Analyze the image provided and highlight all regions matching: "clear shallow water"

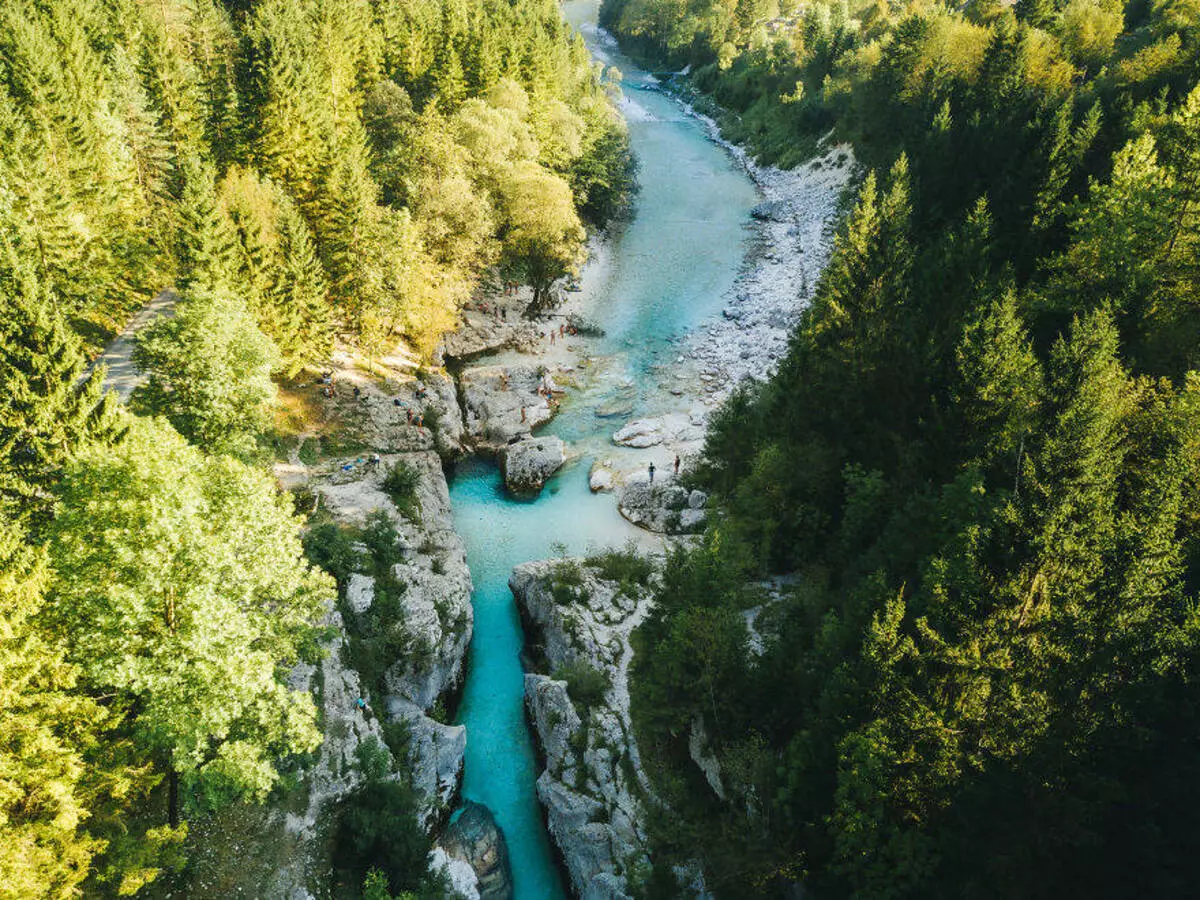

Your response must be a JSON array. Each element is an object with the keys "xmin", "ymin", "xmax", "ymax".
[{"xmin": 448, "ymin": 3, "xmax": 759, "ymax": 896}]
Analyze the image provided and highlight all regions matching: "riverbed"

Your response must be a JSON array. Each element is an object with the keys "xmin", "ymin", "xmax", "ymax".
[{"xmin": 447, "ymin": 1, "xmax": 761, "ymax": 895}]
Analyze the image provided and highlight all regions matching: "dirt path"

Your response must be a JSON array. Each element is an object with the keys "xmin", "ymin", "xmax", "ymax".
[{"xmin": 91, "ymin": 288, "xmax": 177, "ymax": 401}]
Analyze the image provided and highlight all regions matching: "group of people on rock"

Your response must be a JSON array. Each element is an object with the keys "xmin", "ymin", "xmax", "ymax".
[
  {"xmin": 474, "ymin": 300, "xmax": 508, "ymax": 322},
  {"xmin": 540, "ymin": 322, "xmax": 575, "ymax": 347}
]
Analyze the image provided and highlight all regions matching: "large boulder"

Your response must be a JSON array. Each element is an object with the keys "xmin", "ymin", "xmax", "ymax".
[
  {"xmin": 459, "ymin": 365, "xmax": 556, "ymax": 450},
  {"xmin": 616, "ymin": 478, "xmax": 705, "ymax": 534},
  {"xmin": 439, "ymin": 801, "xmax": 514, "ymax": 900},
  {"xmin": 749, "ymin": 199, "xmax": 793, "ymax": 222},
  {"xmin": 612, "ymin": 419, "xmax": 663, "ymax": 448},
  {"xmin": 501, "ymin": 436, "xmax": 566, "ymax": 495}
]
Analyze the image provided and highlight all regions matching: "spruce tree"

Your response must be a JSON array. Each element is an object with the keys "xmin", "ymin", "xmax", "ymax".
[
  {"xmin": 174, "ymin": 159, "xmax": 241, "ymax": 295},
  {"xmin": 269, "ymin": 198, "xmax": 333, "ymax": 374},
  {"xmin": 0, "ymin": 278, "xmax": 124, "ymax": 520}
]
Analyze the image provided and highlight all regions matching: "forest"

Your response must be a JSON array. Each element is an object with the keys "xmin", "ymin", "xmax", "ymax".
[
  {"xmin": 611, "ymin": 0, "xmax": 1200, "ymax": 898},
  {"xmin": 0, "ymin": 0, "xmax": 631, "ymax": 896}
]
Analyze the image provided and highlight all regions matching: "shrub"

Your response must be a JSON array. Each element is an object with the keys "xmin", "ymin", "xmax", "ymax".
[
  {"xmin": 381, "ymin": 718, "xmax": 412, "ymax": 763},
  {"xmin": 297, "ymin": 437, "xmax": 319, "ymax": 465},
  {"xmin": 355, "ymin": 736, "xmax": 392, "ymax": 781},
  {"xmin": 362, "ymin": 509, "xmax": 401, "ymax": 574},
  {"xmin": 335, "ymin": 778, "xmax": 431, "ymax": 896},
  {"xmin": 383, "ymin": 460, "xmax": 421, "ymax": 518},
  {"xmin": 550, "ymin": 558, "xmax": 588, "ymax": 605},
  {"xmin": 421, "ymin": 404, "xmax": 442, "ymax": 435},
  {"xmin": 555, "ymin": 659, "xmax": 611, "ymax": 711},
  {"xmin": 588, "ymin": 543, "xmax": 654, "ymax": 594},
  {"xmin": 303, "ymin": 522, "xmax": 362, "ymax": 585}
]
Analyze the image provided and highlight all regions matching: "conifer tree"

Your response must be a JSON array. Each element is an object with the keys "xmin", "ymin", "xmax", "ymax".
[
  {"xmin": 174, "ymin": 159, "xmax": 241, "ymax": 296},
  {"xmin": 269, "ymin": 198, "xmax": 333, "ymax": 374},
  {"xmin": 0, "ymin": 278, "xmax": 123, "ymax": 519}
]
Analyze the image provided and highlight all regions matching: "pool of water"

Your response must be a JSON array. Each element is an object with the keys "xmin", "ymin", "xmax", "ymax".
[{"xmin": 448, "ymin": 3, "xmax": 759, "ymax": 896}]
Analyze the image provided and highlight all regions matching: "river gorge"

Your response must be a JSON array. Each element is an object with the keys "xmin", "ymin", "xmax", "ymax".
[{"xmin": 446, "ymin": 1, "xmax": 847, "ymax": 896}]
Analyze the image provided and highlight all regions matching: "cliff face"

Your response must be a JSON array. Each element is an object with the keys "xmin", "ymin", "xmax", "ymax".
[
  {"xmin": 510, "ymin": 559, "xmax": 659, "ymax": 900},
  {"xmin": 259, "ymin": 357, "xmax": 478, "ymax": 898}
]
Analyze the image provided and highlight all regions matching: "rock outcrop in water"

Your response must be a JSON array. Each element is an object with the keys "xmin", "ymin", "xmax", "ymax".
[
  {"xmin": 460, "ymin": 364, "xmax": 557, "ymax": 451},
  {"xmin": 502, "ymin": 435, "xmax": 567, "ymax": 494},
  {"xmin": 438, "ymin": 801, "xmax": 515, "ymax": 899},
  {"xmin": 511, "ymin": 559, "xmax": 659, "ymax": 900},
  {"xmin": 616, "ymin": 475, "xmax": 707, "ymax": 533}
]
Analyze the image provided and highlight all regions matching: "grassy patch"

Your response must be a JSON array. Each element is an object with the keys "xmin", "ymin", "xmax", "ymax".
[
  {"xmin": 549, "ymin": 558, "xmax": 589, "ymax": 606},
  {"xmin": 298, "ymin": 437, "xmax": 320, "ymax": 465}
]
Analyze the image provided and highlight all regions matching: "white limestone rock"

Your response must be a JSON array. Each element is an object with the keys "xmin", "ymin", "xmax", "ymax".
[
  {"xmin": 460, "ymin": 365, "xmax": 556, "ymax": 450},
  {"xmin": 430, "ymin": 847, "xmax": 482, "ymax": 900},
  {"xmin": 502, "ymin": 436, "xmax": 566, "ymax": 495},
  {"xmin": 612, "ymin": 419, "xmax": 664, "ymax": 448},
  {"xmin": 346, "ymin": 573, "xmax": 374, "ymax": 614},
  {"xmin": 388, "ymin": 698, "xmax": 467, "ymax": 827},
  {"xmin": 616, "ymin": 478, "xmax": 703, "ymax": 534},
  {"xmin": 513, "ymin": 560, "xmax": 665, "ymax": 900},
  {"xmin": 588, "ymin": 461, "xmax": 615, "ymax": 493}
]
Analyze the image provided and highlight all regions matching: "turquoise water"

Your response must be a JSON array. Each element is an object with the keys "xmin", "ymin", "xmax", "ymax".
[{"xmin": 448, "ymin": 3, "xmax": 759, "ymax": 896}]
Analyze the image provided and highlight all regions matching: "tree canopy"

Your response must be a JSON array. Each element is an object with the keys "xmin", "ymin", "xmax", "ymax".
[{"xmin": 617, "ymin": 3, "xmax": 1200, "ymax": 897}]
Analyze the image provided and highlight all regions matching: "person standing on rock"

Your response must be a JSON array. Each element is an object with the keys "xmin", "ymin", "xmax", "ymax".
[
  {"xmin": 649, "ymin": 461, "xmax": 656, "ymax": 483},
  {"xmin": 674, "ymin": 454, "xmax": 681, "ymax": 476}
]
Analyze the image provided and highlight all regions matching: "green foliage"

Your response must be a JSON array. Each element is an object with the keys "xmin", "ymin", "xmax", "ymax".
[
  {"xmin": 303, "ymin": 522, "xmax": 364, "ymax": 586},
  {"xmin": 46, "ymin": 417, "xmax": 332, "ymax": 825},
  {"xmin": 133, "ymin": 290, "xmax": 280, "ymax": 458},
  {"xmin": 362, "ymin": 510, "xmax": 402, "ymax": 575},
  {"xmin": 382, "ymin": 460, "xmax": 421, "ymax": 519},
  {"xmin": 549, "ymin": 558, "xmax": 589, "ymax": 606},
  {"xmin": 555, "ymin": 659, "xmax": 612, "ymax": 711},
  {"xmin": 0, "ymin": 0, "xmax": 635, "ymax": 893},
  {"xmin": 0, "ymin": 514, "xmax": 107, "ymax": 898},
  {"xmin": 0, "ymin": 281, "xmax": 125, "ymax": 521},
  {"xmin": 614, "ymin": 4, "xmax": 1200, "ymax": 895},
  {"xmin": 0, "ymin": 0, "xmax": 631, "ymax": 368},
  {"xmin": 334, "ymin": 778, "xmax": 432, "ymax": 897},
  {"xmin": 587, "ymin": 544, "xmax": 655, "ymax": 595}
]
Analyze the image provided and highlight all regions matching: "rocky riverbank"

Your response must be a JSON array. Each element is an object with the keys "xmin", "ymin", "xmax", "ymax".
[
  {"xmin": 264, "ymin": 354, "xmax": 478, "ymax": 897},
  {"xmin": 510, "ymin": 558, "xmax": 661, "ymax": 900}
]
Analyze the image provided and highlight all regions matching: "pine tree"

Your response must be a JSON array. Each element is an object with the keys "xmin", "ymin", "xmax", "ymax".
[
  {"xmin": 269, "ymin": 198, "xmax": 333, "ymax": 374},
  {"xmin": 434, "ymin": 44, "xmax": 468, "ymax": 110},
  {"xmin": 0, "ymin": 276, "xmax": 124, "ymax": 520},
  {"xmin": 1014, "ymin": 0, "xmax": 1057, "ymax": 29},
  {"xmin": 174, "ymin": 158, "xmax": 240, "ymax": 295}
]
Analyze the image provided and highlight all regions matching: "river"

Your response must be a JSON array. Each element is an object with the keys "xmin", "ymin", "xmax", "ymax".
[{"xmin": 448, "ymin": 2, "xmax": 760, "ymax": 896}]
